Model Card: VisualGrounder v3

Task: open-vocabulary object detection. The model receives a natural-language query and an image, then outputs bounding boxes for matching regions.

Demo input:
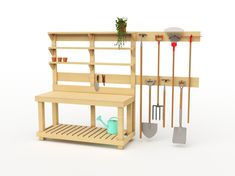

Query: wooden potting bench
[35,32,137,149]
[35,31,200,149]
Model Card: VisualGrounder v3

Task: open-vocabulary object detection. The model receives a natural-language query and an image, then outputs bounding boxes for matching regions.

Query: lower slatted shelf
[37,124,134,147]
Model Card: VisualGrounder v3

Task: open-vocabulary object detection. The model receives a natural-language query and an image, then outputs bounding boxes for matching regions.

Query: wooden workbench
[35,31,200,149]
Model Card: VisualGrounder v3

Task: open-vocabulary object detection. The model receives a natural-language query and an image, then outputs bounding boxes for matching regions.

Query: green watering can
[96,115,118,135]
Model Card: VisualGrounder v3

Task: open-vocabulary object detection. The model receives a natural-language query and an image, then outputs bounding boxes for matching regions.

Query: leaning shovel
[173,81,187,144]
[142,79,157,138]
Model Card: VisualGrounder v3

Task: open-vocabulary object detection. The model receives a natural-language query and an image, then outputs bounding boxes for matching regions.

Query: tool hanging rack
[35,30,200,149]
[138,30,200,140]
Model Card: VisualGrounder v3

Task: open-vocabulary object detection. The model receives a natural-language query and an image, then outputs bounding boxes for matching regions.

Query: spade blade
[142,123,158,138]
[172,127,187,144]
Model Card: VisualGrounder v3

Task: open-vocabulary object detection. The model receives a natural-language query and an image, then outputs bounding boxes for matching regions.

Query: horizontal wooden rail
[49,62,132,66]
[57,72,199,87]
[54,85,132,95]
[49,31,200,42]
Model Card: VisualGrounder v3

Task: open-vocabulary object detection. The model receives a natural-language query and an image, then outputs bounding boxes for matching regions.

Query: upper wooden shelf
[49,47,132,50]
[48,31,201,42]
[49,62,132,66]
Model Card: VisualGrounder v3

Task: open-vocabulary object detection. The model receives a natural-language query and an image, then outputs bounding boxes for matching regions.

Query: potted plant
[115,17,127,48]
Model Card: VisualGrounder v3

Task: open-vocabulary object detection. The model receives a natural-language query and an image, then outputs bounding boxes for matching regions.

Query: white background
[0,0,234,176]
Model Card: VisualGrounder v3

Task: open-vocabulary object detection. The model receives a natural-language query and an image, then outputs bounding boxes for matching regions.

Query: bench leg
[91,105,96,127]
[127,103,133,134]
[132,102,135,133]
[52,103,59,125]
[38,102,45,140]
[117,107,124,149]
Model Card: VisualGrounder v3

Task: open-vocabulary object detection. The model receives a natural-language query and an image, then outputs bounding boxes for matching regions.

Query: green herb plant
[115,17,127,48]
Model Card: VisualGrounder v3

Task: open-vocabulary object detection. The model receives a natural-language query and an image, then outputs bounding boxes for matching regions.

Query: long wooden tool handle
[179,82,183,127]
[163,82,166,128]
[187,35,193,124]
[139,38,143,139]
[171,43,176,128]
[157,41,160,105]
[149,86,151,123]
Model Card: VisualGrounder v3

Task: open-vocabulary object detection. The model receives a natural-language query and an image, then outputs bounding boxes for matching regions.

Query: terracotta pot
[58,57,62,62]
[52,57,57,62]
[63,57,68,62]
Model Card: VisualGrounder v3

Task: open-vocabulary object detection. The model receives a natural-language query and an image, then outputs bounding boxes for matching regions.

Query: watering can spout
[96,115,108,128]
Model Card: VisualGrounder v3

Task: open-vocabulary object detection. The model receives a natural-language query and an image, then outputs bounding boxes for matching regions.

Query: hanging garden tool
[139,33,147,139]
[161,79,170,128]
[187,35,193,123]
[102,74,106,86]
[165,27,184,128]
[152,35,164,121]
[142,79,158,138]
[173,80,187,144]
[94,74,100,91]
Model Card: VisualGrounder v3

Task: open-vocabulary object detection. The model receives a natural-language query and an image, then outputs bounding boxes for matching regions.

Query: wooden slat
[111,135,118,140]
[50,62,131,66]
[50,125,68,134]
[50,62,90,65]
[56,125,73,134]
[44,124,62,133]
[94,130,107,139]
[58,72,90,82]
[49,47,132,50]
[54,85,133,95]
[36,91,134,107]
[66,126,83,135]
[43,125,54,132]
[87,128,104,138]
[82,127,97,137]
[71,126,87,136]
[49,32,200,42]
[57,72,199,87]
[76,127,90,136]
[61,125,78,135]
[100,133,110,139]
[106,134,116,140]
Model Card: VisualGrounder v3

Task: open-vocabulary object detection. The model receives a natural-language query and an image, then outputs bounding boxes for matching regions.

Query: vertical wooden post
[127,103,133,134]
[51,34,58,90]
[132,102,135,132]
[90,105,96,127]
[130,34,136,134]
[117,107,124,149]
[89,34,96,127]
[52,103,58,125]
[38,102,45,140]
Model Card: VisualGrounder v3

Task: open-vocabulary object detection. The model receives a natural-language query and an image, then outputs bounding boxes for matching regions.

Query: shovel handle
[163,82,166,128]
[179,81,184,127]
[148,85,151,123]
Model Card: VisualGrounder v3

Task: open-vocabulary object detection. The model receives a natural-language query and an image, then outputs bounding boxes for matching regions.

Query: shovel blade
[172,127,187,144]
[142,123,158,138]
